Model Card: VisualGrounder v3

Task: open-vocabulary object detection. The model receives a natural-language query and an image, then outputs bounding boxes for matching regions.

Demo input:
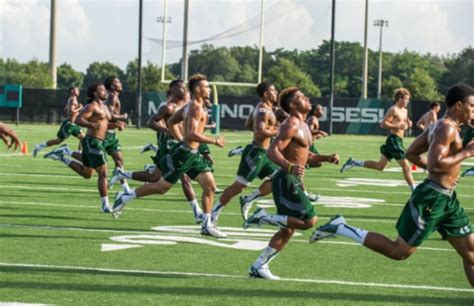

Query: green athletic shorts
[461,125,473,149]
[198,143,211,155]
[309,143,320,155]
[271,170,316,220]
[103,131,121,154]
[396,179,472,247]
[159,142,213,184]
[81,136,107,169]
[56,120,83,140]
[236,142,278,186]
[380,134,405,161]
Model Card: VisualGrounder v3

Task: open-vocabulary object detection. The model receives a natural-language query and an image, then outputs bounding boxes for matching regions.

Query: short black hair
[104,76,118,91]
[169,79,184,89]
[430,102,440,109]
[278,87,298,114]
[68,86,77,93]
[256,82,272,98]
[311,103,322,115]
[86,83,103,103]
[446,84,474,107]
[188,74,207,95]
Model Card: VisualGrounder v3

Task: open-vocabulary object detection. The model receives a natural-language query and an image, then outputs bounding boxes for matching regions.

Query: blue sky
[1,0,472,72]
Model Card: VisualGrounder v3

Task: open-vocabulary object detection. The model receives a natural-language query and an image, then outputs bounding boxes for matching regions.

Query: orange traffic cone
[21,141,29,155]
[411,164,417,171]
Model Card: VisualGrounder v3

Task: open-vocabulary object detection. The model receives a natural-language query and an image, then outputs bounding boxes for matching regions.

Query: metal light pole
[181,0,190,81]
[361,0,369,99]
[328,0,336,135]
[374,19,388,99]
[136,0,143,128]
[49,0,57,89]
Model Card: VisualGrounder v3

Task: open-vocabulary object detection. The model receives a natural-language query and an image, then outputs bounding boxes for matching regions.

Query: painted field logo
[102,226,301,252]
[256,196,384,209]
[335,178,417,188]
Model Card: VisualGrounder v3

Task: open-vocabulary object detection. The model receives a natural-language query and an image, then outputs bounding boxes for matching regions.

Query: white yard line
[0,262,471,293]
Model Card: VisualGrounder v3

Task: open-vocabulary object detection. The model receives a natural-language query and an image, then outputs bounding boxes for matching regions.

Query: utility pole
[136,0,143,128]
[374,19,388,99]
[328,0,336,135]
[49,0,57,89]
[181,0,190,81]
[361,0,369,98]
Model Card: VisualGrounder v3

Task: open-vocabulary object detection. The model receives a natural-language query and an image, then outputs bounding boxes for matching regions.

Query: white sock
[336,223,368,244]
[123,171,133,179]
[261,214,288,228]
[202,213,211,227]
[189,199,202,216]
[61,156,72,166]
[353,160,364,167]
[253,246,279,269]
[122,189,137,203]
[100,196,110,207]
[39,142,48,149]
[121,181,131,193]
[211,201,225,219]
[410,184,417,192]
[246,189,261,202]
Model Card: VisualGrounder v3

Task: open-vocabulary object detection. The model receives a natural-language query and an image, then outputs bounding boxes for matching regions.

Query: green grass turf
[0,124,473,305]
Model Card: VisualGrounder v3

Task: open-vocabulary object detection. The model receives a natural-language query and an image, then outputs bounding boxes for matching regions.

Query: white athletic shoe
[228,146,244,157]
[194,213,204,224]
[240,195,254,221]
[243,208,268,229]
[32,144,42,157]
[108,168,128,190]
[140,143,158,154]
[101,201,113,213]
[248,265,280,280]
[309,215,346,243]
[112,191,129,219]
[340,157,355,173]
[43,148,66,162]
[215,187,224,194]
[56,144,73,156]
[200,224,227,238]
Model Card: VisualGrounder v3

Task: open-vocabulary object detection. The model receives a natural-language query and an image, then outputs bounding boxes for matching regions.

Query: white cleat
[143,164,157,174]
[56,144,73,156]
[32,144,42,157]
[108,168,128,190]
[243,208,268,229]
[112,191,128,219]
[228,145,244,157]
[340,157,355,173]
[249,265,280,280]
[309,215,346,243]
[462,167,474,177]
[140,143,158,154]
[201,224,227,238]
[307,193,320,203]
[240,195,254,221]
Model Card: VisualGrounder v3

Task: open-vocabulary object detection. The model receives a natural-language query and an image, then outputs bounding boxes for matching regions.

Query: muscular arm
[0,122,21,150]
[380,108,404,130]
[147,104,172,134]
[254,110,277,139]
[406,130,429,169]
[244,115,254,131]
[75,104,100,129]
[167,107,185,141]
[187,105,218,145]
[416,115,426,130]
[428,124,473,173]
[268,119,298,171]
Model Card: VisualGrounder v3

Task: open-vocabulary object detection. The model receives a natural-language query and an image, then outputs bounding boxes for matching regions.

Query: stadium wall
[0,88,439,136]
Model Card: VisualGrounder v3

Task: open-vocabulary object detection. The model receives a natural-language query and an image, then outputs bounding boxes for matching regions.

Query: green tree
[382,76,403,99]
[83,61,124,89]
[57,63,83,89]
[406,68,442,101]
[268,58,320,97]
[2,59,53,88]
[124,59,175,92]
[439,47,474,94]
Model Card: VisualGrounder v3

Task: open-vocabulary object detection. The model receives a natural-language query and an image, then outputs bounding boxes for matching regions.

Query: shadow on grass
[0,275,471,305]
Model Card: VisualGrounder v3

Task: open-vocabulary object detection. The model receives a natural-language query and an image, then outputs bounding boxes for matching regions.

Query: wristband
[288,164,293,173]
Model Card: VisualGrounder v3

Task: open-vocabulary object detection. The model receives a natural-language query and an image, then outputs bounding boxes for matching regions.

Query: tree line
[0,41,472,101]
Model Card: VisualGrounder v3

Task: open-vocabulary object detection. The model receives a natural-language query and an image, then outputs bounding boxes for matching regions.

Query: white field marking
[0,222,455,253]
[110,234,268,251]
[0,262,470,293]
[384,167,425,173]
[101,244,144,252]
[257,196,385,209]
[150,225,302,237]
[462,161,474,166]
[335,178,417,188]
[0,186,178,196]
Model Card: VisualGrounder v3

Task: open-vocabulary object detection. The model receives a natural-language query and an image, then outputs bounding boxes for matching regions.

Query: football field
[1,124,473,305]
